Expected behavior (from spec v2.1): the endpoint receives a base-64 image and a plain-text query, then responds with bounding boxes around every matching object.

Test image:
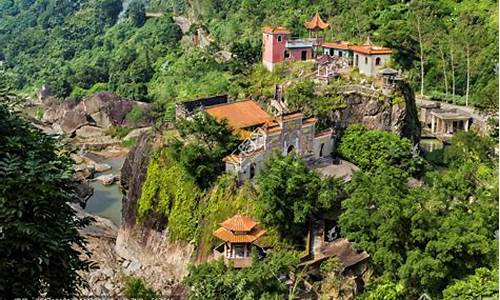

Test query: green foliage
[338,124,425,176]
[184,250,299,300]
[0,81,90,297]
[442,267,499,300]
[123,276,158,299]
[138,149,202,241]
[0,0,497,108]
[255,152,342,244]
[126,106,145,125]
[127,0,146,27]
[105,126,133,139]
[87,82,109,96]
[358,278,405,300]
[170,112,238,189]
[339,131,498,298]
[196,175,259,259]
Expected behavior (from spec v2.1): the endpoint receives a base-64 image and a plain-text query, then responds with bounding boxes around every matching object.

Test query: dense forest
[0,0,498,111]
[0,0,498,298]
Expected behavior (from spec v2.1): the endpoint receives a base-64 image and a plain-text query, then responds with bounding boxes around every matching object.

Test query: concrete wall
[353,52,391,76]
[301,124,315,157]
[313,133,333,159]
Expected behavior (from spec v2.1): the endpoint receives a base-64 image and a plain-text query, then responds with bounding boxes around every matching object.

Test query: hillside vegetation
[0,0,498,110]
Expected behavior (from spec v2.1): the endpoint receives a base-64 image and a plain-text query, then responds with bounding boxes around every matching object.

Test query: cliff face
[117,133,194,284]
[334,81,421,143]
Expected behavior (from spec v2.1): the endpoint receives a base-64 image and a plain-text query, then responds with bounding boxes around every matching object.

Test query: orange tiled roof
[206,100,273,130]
[281,112,304,121]
[262,26,290,34]
[213,226,267,243]
[303,117,318,125]
[322,41,351,50]
[350,45,392,55]
[221,214,257,231]
[304,12,329,30]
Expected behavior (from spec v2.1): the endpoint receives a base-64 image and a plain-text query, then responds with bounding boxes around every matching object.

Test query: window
[364,57,368,64]
[277,35,282,42]
[375,57,381,65]
[284,50,290,59]
[339,51,343,57]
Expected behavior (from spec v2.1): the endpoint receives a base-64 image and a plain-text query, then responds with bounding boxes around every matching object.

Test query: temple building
[205,100,333,182]
[418,102,471,141]
[322,41,352,59]
[212,214,266,268]
[262,13,393,77]
[430,110,470,136]
[350,37,393,76]
[262,26,313,71]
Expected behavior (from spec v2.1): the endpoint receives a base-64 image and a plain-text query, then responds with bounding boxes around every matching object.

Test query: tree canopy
[340,131,498,298]
[255,152,342,244]
[184,250,299,300]
[0,0,497,109]
[0,75,90,297]
[338,124,425,176]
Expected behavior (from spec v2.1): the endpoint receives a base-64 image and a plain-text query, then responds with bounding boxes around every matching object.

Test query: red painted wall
[262,32,288,63]
[288,48,313,61]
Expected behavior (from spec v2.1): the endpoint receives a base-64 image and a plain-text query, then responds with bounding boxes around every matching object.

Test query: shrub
[126,106,145,125]
[123,277,157,299]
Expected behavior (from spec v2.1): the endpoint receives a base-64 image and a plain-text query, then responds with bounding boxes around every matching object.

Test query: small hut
[212,214,266,268]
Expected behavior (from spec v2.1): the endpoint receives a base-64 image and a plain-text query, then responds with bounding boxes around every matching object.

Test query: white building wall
[353,52,391,77]
[323,48,350,58]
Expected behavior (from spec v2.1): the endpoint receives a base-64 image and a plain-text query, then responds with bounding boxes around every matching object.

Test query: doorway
[287,145,295,154]
[319,143,325,157]
[301,50,307,61]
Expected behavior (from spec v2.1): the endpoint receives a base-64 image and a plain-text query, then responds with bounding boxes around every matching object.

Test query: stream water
[83,155,125,225]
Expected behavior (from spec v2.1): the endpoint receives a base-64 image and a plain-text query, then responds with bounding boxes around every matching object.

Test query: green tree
[442,268,499,300]
[184,250,299,299]
[339,131,498,298]
[338,124,425,176]
[255,152,341,244]
[170,112,238,189]
[0,76,90,297]
[127,0,146,27]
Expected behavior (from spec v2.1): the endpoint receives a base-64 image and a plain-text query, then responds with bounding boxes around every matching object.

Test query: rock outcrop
[334,80,421,143]
[42,92,154,136]
[117,132,194,286]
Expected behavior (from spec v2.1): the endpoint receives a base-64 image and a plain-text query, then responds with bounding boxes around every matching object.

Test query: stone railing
[338,84,381,97]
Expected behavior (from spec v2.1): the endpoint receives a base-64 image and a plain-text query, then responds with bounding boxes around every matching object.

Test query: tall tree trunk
[450,48,456,102]
[416,16,424,97]
[465,43,470,106]
[438,42,448,96]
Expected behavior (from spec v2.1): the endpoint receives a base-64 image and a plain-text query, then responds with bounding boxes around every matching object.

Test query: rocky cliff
[334,80,421,144]
[117,133,194,286]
